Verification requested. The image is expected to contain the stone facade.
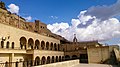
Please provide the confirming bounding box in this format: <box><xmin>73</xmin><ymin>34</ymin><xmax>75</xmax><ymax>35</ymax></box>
<box><xmin>0</xmin><ymin>1</ymin><xmax>120</xmax><ymax>67</ymax></box>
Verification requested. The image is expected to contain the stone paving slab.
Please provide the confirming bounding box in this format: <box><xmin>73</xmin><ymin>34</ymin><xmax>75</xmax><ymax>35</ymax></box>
<box><xmin>72</xmin><ymin>64</ymin><xmax>118</xmax><ymax>67</ymax></box>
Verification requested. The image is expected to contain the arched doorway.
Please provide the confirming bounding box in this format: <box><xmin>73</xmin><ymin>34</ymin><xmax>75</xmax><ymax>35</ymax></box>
<box><xmin>56</xmin><ymin>56</ymin><xmax>58</xmax><ymax>62</ymax></box>
<box><xmin>46</xmin><ymin>56</ymin><xmax>50</xmax><ymax>64</ymax></box>
<box><xmin>51</xmin><ymin>56</ymin><xmax>54</xmax><ymax>63</ymax></box>
<box><xmin>46</xmin><ymin>42</ymin><xmax>49</xmax><ymax>50</ymax></box>
<box><xmin>50</xmin><ymin>42</ymin><xmax>53</xmax><ymax>50</ymax></box>
<box><xmin>41</xmin><ymin>41</ymin><xmax>45</xmax><ymax>50</ymax></box>
<box><xmin>54</xmin><ymin>43</ymin><xmax>57</xmax><ymax>51</ymax></box>
<box><xmin>41</xmin><ymin>56</ymin><xmax>46</xmax><ymax>65</ymax></box>
<box><xmin>34</xmin><ymin>56</ymin><xmax>40</xmax><ymax>66</ymax></box>
<box><xmin>20</xmin><ymin>37</ymin><xmax>27</xmax><ymax>49</ymax></box>
<box><xmin>35</xmin><ymin>40</ymin><xmax>40</xmax><ymax>49</ymax></box>
<box><xmin>65</xmin><ymin>55</ymin><xmax>70</xmax><ymax>60</ymax></box>
<box><xmin>72</xmin><ymin>55</ymin><xmax>78</xmax><ymax>59</ymax></box>
<box><xmin>28</xmin><ymin>38</ymin><xmax>34</xmax><ymax>49</ymax></box>
<box><xmin>59</xmin><ymin>56</ymin><xmax>61</xmax><ymax>62</ymax></box>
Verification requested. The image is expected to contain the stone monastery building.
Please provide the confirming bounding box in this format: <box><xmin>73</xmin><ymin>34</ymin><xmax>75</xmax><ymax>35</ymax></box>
<box><xmin>0</xmin><ymin>1</ymin><xmax>120</xmax><ymax>67</ymax></box>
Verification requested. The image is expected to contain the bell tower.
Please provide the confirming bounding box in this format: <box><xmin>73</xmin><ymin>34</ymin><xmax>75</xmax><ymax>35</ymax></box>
<box><xmin>73</xmin><ymin>34</ymin><xmax>77</xmax><ymax>44</ymax></box>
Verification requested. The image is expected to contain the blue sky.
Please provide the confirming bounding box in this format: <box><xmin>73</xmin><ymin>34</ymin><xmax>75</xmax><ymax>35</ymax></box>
<box><xmin>3</xmin><ymin>0</ymin><xmax>117</xmax><ymax>24</ymax></box>
<box><xmin>2</xmin><ymin>0</ymin><xmax>120</xmax><ymax>45</ymax></box>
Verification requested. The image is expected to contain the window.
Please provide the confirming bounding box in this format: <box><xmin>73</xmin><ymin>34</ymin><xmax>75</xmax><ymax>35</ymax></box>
<box><xmin>12</xmin><ymin>42</ymin><xmax>14</xmax><ymax>49</ymax></box>
<box><xmin>6</xmin><ymin>41</ymin><xmax>9</xmax><ymax>48</ymax></box>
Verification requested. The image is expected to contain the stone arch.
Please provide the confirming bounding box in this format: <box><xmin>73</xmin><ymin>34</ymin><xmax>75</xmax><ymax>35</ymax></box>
<box><xmin>59</xmin><ymin>56</ymin><xmax>61</xmax><ymax>62</ymax></box>
<box><xmin>41</xmin><ymin>41</ymin><xmax>45</xmax><ymax>50</ymax></box>
<box><xmin>46</xmin><ymin>42</ymin><xmax>49</xmax><ymax>50</ymax></box>
<box><xmin>56</xmin><ymin>56</ymin><xmax>58</xmax><ymax>62</ymax></box>
<box><xmin>41</xmin><ymin>56</ymin><xmax>46</xmax><ymax>65</ymax></box>
<box><xmin>20</xmin><ymin>37</ymin><xmax>27</xmax><ymax>49</ymax></box>
<box><xmin>28</xmin><ymin>38</ymin><xmax>34</xmax><ymax>49</ymax></box>
<box><xmin>65</xmin><ymin>55</ymin><xmax>70</xmax><ymax>60</ymax></box>
<box><xmin>72</xmin><ymin>55</ymin><xmax>78</xmax><ymax>59</ymax></box>
<box><xmin>6</xmin><ymin>41</ymin><xmax>9</xmax><ymax>48</ymax></box>
<box><xmin>12</xmin><ymin>42</ymin><xmax>14</xmax><ymax>49</ymax></box>
<box><xmin>46</xmin><ymin>56</ymin><xmax>50</xmax><ymax>64</ymax></box>
<box><xmin>51</xmin><ymin>56</ymin><xmax>54</xmax><ymax>63</ymax></box>
<box><xmin>34</xmin><ymin>56</ymin><xmax>40</xmax><ymax>66</ymax></box>
<box><xmin>50</xmin><ymin>42</ymin><xmax>53</xmax><ymax>50</ymax></box>
<box><xmin>35</xmin><ymin>40</ymin><xmax>40</xmax><ymax>49</ymax></box>
<box><xmin>1</xmin><ymin>41</ymin><xmax>4</xmax><ymax>48</ymax></box>
<box><xmin>54</xmin><ymin>43</ymin><xmax>57</xmax><ymax>51</ymax></box>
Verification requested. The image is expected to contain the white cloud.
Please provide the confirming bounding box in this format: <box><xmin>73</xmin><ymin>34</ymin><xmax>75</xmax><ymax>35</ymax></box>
<box><xmin>47</xmin><ymin>9</ymin><xmax>120</xmax><ymax>42</ymax></box>
<box><xmin>7</xmin><ymin>4</ymin><xmax>19</xmax><ymax>14</ymax></box>
<box><xmin>49</xmin><ymin>16</ymin><xmax>58</xmax><ymax>19</ymax></box>
<box><xmin>23</xmin><ymin>16</ymin><xmax>32</xmax><ymax>21</ymax></box>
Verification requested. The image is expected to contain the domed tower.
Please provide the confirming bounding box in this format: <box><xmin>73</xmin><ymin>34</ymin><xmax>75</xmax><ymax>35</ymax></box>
<box><xmin>73</xmin><ymin>34</ymin><xmax>77</xmax><ymax>44</ymax></box>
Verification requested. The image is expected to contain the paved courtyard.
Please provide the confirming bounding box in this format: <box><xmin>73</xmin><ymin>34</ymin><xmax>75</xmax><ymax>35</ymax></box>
<box><xmin>73</xmin><ymin>64</ymin><xmax>118</xmax><ymax>67</ymax></box>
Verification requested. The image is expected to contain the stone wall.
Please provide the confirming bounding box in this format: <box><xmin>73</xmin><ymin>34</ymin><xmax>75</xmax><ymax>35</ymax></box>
<box><xmin>33</xmin><ymin>59</ymin><xmax>79</xmax><ymax>67</ymax></box>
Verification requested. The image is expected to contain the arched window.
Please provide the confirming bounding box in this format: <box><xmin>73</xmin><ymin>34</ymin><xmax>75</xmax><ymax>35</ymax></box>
<box><xmin>50</xmin><ymin>42</ymin><xmax>53</xmax><ymax>50</ymax></box>
<box><xmin>41</xmin><ymin>56</ymin><xmax>46</xmax><ymax>65</ymax></box>
<box><xmin>1</xmin><ymin>41</ymin><xmax>4</xmax><ymax>48</ymax></box>
<box><xmin>34</xmin><ymin>56</ymin><xmax>40</xmax><ymax>66</ymax></box>
<box><xmin>28</xmin><ymin>38</ymin><xmax>34</xmax><ymax>49</ymax></box>
<box><xmin>54</xmin><ymin>43</ymin><xmax>57</xmax><ymax>51</ymax></box>
<box><xmin>20</xmin><ymin>37</ymin><xmax>27</xmax><ymax>49</ymax></box>
<box><xmin>46</xmin><ymin>56</ymin><xmax>50</xmax><ymax>64</ymax></box>
<box><xmin>56</xmin><ymin>56</ymin><xmax>58</xmax><ymax>62</ymax></box>
<box><xmin>51</xmin><ymin>56</ymin><xmax>54</xmax><ymax>63</ymax></box>
<box><xmin>46</xmin><ymin>42</ymin><xmax>49</xmax><ymax>50</ymax></box>
<box><xmin>12</xmin><ymin>42</ymin><xmax>14</xmax><ymax>49</ymax></box>
<box><xmin>35</xmin><ymin>40</ymin><xmax>40</xmax><ymax>49</ymax></box>
<box><xmin>41</xmin><ymin>41</ymin><xmax>45</xmax><ymax>50</ymax></box>
<box><xmin>6</xmin><ymin>41</ymin><xmax>9</xmax><ymax>48</ymax></box>
<box><xmin>59</xmin><ymin>56</ymin><xmax>61</xmax><ymax>62</ymax></box>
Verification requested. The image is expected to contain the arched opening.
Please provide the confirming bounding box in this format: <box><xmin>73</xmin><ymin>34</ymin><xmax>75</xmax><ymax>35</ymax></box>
<box><xmin>51</xmin><ymin>56</ymin><xmax>54</xmax><ymax>63</ymax></box>
<box><xmin>50</xmin><ymin>42</ymin><xmax>53</xmax><ymax>50</ymax></box>
<box><xmin>46</xmin><ymin>42</ymin><xmax>49</xmax><ymax>50</ymax></box>
<box><xmin>65</xmin><ymin>55</ymin><xmax>70</xmax><ymax>60</ymax></box>
<box><xmin>56</xmin><ymin>56</ymin><xmax>58</xmax><ymax>62</ymax></box>
<box><xmin>1</xmin><ymin>41</ymin><xmax>4</xmax><ymax>48</ymax></box>
<box><xmin>62</xmin><ymin>56</ymin><xmax>64</xmax><ymax>61</ymax></box>
<box><xmin>46</xmin><ymin>56</ymin><xmax>50</xmax><ymax>64</ymax></box>
<box><xmin>41</xmin><ymin>56</ymin><xmax>46</xmax><ymax>65</ymax></box>
<box><xmin>6</xmin><ymin>41</ymin><xmax>9</xmax><ymax>48</ymax></box>
<box><xmin>34</xmin><ymin>56</ymin><xmax>40</xmax><ymax>66</ymax></box>
<box><xmin>20</xmin><ymin>37</ymin><xmax>27</xmax><ymax>49</ymax></box>
<box><xmin>41</xmin><ymin>41</ymin><xmax>45</xmax><ymax>50</ymax></box>
<box><xmin>54</xmin><ymin>43</ymin><xmax>57</xmax><ymax>51</ymax></box>
<box><xmin>28</xmin><ymin>38</ymin><xmax>34</xmax><ymax>49</ymax></box>
<box><xmin>72</xmin><ymin>55</ymin><xmax>78</xmax><ymax>59</ymax></box>
<box><xmin>12</xmin><ymin>42</ymin><xmax>14</xmax><ymax>49</ymax></box>
<box><xmin>35</xmin><ymin>40</ymin><xmax>40</xmax><ymax>49</ymax></box>
<box><xmin>59</xmin><ymin>56</ymin><xmax>61</xmax><ymax>62</ymax></box>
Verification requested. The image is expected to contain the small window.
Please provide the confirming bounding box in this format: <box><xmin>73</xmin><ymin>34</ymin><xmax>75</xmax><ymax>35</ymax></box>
<box><xmin>12</xmin><ymin>42</ymin><xmax>14</xmax><ymax>49</ymax></box>
<box><xmin>6</xmin><ymin>41</ymin><xmax>9</xmax><ymax>48</ymax></box>
<box><xmin>1</xmin><ymin>41</ymin><xmax>4</xmax><ymax>48</ymax></box>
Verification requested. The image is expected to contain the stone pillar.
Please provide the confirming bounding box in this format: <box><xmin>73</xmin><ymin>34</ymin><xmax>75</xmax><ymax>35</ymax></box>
<box><xmin>9</xmin><ymin>53</ymin><xmax>14</xmax><ymax>67</ymax></box>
